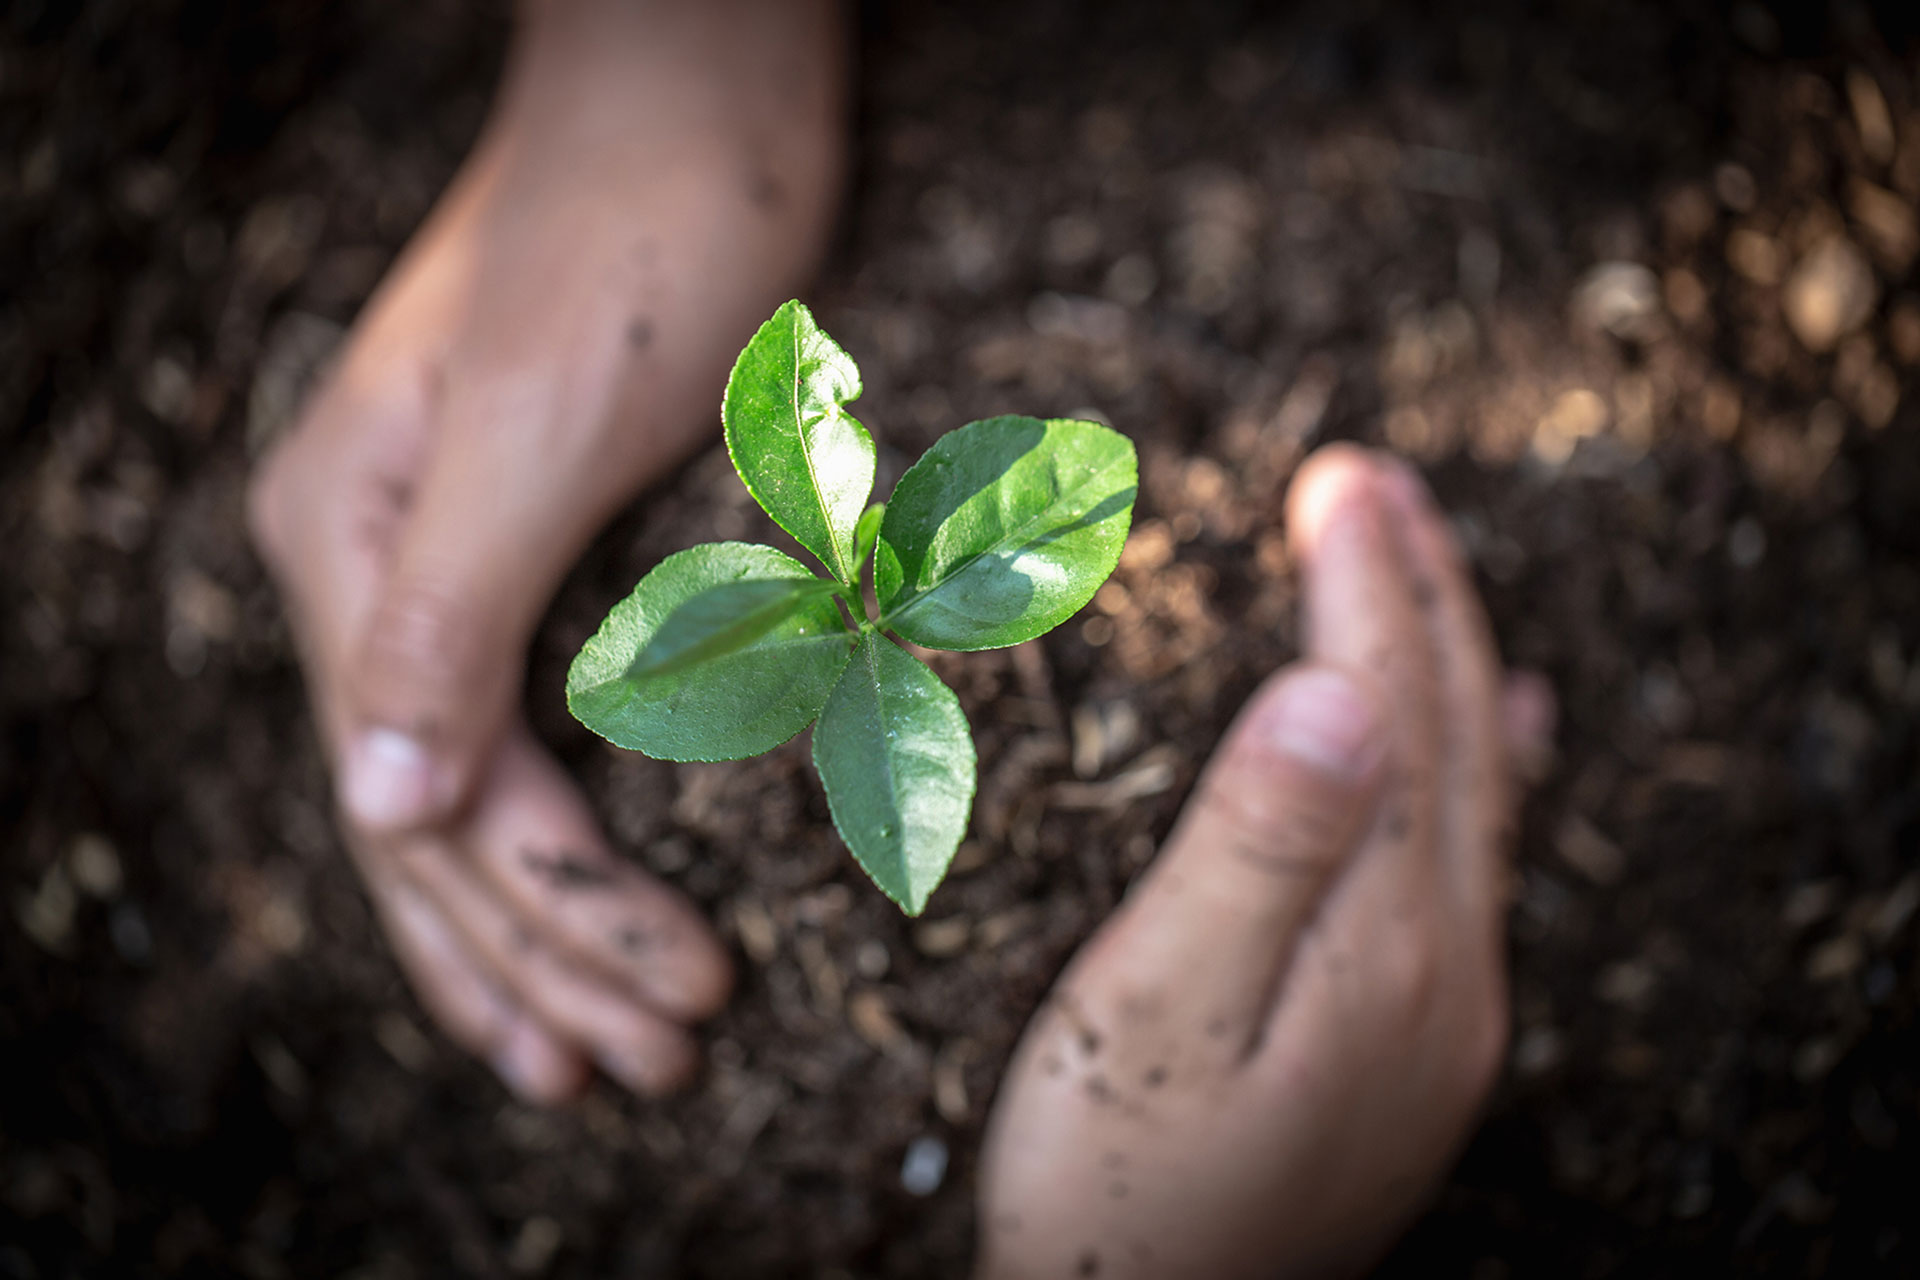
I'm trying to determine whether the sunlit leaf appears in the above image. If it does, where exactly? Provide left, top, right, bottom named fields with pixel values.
left=722, top=300, right=875, bottom=586
left=625, top=577, right=841, bottom=680
left=876, top=417, right=1137, bottom=650
left=568, top=543, right=852, bottom=762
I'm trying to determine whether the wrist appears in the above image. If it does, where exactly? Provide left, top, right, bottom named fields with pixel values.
left=508, top=0, right=843, bottom=119
left=432, top=0, right=847, bottom=514
left=494, top=0, right=844, bottom=220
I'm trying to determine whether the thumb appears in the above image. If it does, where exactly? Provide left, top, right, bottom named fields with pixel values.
left=1075, top=662, right=1389, bottom=1046
left=337, top=417, right=599, bottom=832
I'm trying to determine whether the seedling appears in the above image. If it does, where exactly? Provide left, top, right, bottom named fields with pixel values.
left=567, top=301, right=1137, bottom=913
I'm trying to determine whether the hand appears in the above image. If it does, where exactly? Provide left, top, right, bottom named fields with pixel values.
left=248, top=0, right=845, bottom=1100
left=976, top=446, right=1544, bottom=1277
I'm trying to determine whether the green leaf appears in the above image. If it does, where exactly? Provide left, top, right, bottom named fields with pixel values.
left=875, top=416, right=1137, bottom=650
left=568, top=543, right=853, bottom=762
left=625, top=576, right=841, bottom=680
left=812, top=634, right=975, bottom=915
left=853, top=502, right=885, bottom=575
left=722, top=300, right=875, bottom=586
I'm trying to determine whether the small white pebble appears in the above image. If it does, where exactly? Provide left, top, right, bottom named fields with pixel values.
left=900, top=1135, right=948, bottom=1197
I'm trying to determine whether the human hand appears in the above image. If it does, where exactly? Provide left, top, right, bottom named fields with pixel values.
left=248, top=0, right=844, bottom=1100
left=976, top=446, right=1544, bottom=1277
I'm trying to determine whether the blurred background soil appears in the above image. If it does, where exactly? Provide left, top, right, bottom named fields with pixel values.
left=4, top=0, right=1919, bottom=1275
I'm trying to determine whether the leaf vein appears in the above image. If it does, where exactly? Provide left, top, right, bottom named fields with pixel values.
left=788, top=315, right=850, bottom=585
left=880, top=449, right=1133, bottom=627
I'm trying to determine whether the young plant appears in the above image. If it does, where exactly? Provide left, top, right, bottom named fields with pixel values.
left=567, top=301, right=1137, bottom=913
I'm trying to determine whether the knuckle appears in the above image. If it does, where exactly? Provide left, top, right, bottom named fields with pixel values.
left=1198, top=767, right=1355, bottom=878
left=364, top=573, right=487, bottom=690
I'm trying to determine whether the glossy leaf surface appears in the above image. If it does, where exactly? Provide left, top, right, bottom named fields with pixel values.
left=722, top=300, right=874, bottom=586
left=624, top=576, right=841, bottom=681
left=875, top=416, right=1137, bottom=650
left=854, top=501, right=885, bottom=574
left=812, top=633, right=975, bottom=915
left=568, top=543, right=852, bottom=762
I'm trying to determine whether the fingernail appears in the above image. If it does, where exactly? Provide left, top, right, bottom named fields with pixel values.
left=341, top=728, right=442, bottom=830
left=1261, top=668, right=1386, bottom=782
left=492, top=1018, right=562, bottom=1102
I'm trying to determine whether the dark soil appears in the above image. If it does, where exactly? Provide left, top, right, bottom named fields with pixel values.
left=5, top=1, right=1920, bottom=1276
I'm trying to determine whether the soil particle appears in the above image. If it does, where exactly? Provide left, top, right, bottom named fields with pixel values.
left=520, top=849, right=616, bottom=890
left=1782, top=237, right=1878, bottom=352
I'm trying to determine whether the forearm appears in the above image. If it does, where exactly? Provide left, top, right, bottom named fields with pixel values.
left=457, top=0, right=851, bottom=501
left=506, top=0, right=849, bottom=197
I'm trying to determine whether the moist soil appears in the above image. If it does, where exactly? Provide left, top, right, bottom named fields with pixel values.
left=4, top=1, right=1920, bottom=1276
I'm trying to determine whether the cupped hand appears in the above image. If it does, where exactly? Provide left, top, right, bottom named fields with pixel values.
left=976, top=446, right=1543, bottom=1277
left=248, top=0, right=844, bottom=1100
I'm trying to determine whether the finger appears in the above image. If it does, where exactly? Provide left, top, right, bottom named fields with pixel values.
left=336, top=281, right=644, bottom=834
left=1371, top=457, right=1510, bottom=927
left=1283, top=446, right=1443, bottom=926
left=362, top=863, right=589, bottom=1104
left=247, top=217, right=473, bottom=763
left=392, top=832, right=701, bottom=1096
left=249, top=375, right=434, bottom=724
left=467, top=730, right=733, bottom=1023
left=334, top=401, right=612, bottom=832
left=1501, top=669, right=1558, bottom=785
left=1072, top=664, right=1389, bottom=1052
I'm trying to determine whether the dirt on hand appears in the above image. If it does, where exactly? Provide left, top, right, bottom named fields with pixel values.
left=3, top=1, right=1918, bottom=1276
